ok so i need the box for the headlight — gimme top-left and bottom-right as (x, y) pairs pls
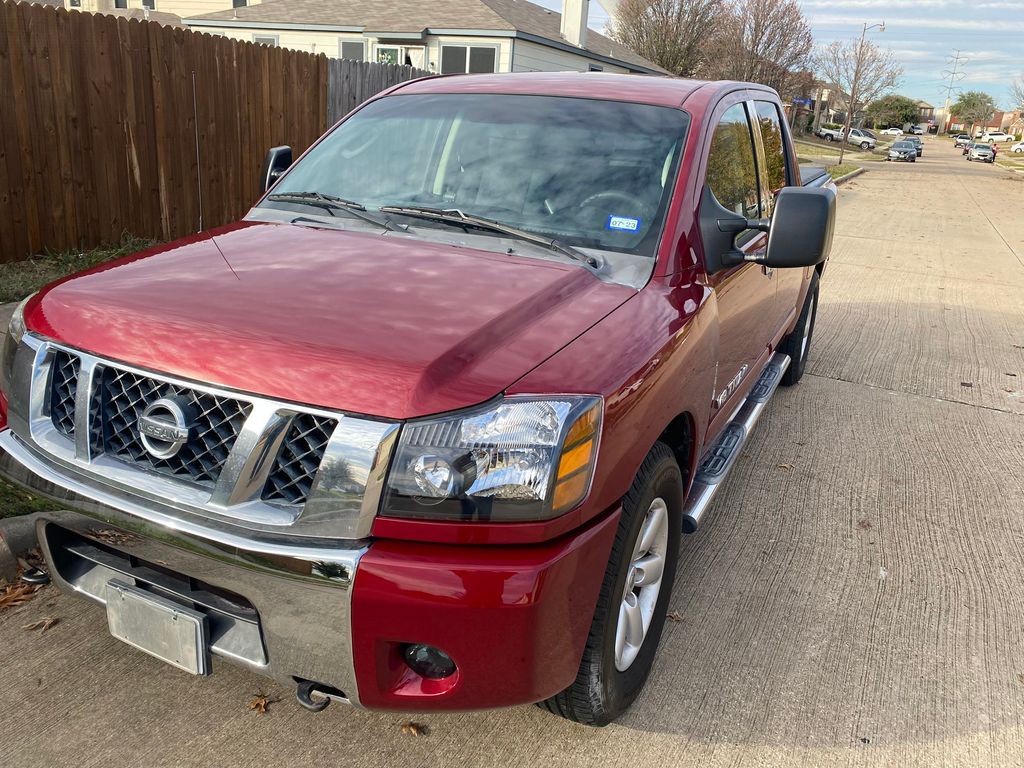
(0, 292), (34, 397)
(382, 396), (602, 522)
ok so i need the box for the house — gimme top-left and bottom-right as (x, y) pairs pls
(48, 0), (262, 17)
(180, 0), (664, 75)
(916, 100), (934, 122)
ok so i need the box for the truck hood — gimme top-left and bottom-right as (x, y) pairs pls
(26, 223), (634, 420)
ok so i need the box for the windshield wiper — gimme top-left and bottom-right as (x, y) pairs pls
(378, 205), (600, 268)
(268, 192), (398, 231)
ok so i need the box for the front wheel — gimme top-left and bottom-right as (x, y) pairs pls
(860, 142), (871, 150)
(825, 135), (834, 142)
(779, 271), (820, 386)
(539, 442), (683, 726)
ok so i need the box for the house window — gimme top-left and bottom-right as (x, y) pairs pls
(340, 40), (365, 61)
(440, 45), (497, 74)
(113, 0), (126, 7)
(588, 65), (603, 72)
(233, 0), (247, 7)
(69, 0), (81, 6)
(375, 45), (424, 68)
(141, 0), (154, 8)
(253, 35), (278, 47)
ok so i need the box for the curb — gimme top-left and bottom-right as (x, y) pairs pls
(0, 512), (43, 580)
(834, 167), (866, 185)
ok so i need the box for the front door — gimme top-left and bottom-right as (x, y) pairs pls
(702, 100), (776, 423)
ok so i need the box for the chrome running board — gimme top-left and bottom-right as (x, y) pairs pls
(682, 352), (791, 533)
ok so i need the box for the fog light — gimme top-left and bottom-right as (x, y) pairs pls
(402, 644), (457, 679)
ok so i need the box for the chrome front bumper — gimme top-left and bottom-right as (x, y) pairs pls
(0, 429), (366, 704)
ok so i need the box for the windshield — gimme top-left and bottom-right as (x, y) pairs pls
(893, 142), (913, 149)
(260, 94), (690, 258)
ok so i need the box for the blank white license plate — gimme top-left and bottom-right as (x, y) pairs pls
(105, 580), (210, 675)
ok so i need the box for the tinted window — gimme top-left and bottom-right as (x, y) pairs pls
(754, 101), (789, 216)
(341, 41), (365, 61)
(706, 104), (760, 220)
(468, 47), (496, 73)
(440, 46), (466, 74)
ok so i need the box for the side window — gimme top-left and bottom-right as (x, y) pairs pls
(754, 101), (789, 216)
(706, 104), (760, 222)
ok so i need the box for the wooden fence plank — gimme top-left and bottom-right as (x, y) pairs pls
(0, 0), (429, 264)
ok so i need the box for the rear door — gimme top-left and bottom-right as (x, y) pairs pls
(701, 96), (776, 421)
(750, 98), (804, 337)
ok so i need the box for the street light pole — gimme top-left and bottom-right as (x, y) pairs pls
(838, 21), (884, 165)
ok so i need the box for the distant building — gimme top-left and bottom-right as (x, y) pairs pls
(916, 100), (934, 122)
(182, 0), (665, 75)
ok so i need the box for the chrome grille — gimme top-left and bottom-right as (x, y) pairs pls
(49, 350), (80, 438)
(13, 335), (399, 541)
(95, 367), (252, 487)
(263, 414), (337, 505)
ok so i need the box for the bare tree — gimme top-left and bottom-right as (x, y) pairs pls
(610, 0), (725, 77)
(816, 36), (902, 163)
(1011, 74), (1024, 109)
(699, 0), (814, 96)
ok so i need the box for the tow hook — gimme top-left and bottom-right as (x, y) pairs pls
(294, 679), (347, 712)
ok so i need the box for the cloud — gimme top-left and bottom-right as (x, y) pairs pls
(807, 14), (1024, 31)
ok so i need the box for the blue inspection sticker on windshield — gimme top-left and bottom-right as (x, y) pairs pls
(607, 215), (641, 232)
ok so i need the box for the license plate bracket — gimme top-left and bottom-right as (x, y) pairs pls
(105, 580), (210, 675)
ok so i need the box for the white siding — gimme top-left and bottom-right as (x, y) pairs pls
(511, 38), (628, 74)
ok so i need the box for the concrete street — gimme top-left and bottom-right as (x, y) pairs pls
(2, 135), (1024, 767)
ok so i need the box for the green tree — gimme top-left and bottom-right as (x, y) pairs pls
(865, 95), (919, 128)
(951, 91), (997, 136)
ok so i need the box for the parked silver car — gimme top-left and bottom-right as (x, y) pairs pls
(967, 144), (995, 163)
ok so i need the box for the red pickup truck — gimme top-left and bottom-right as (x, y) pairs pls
(0, 73), (834, 725)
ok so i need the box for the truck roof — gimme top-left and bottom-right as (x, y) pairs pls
(391, 72), (774, 109)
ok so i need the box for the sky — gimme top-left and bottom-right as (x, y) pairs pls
(533, 0), (1023, 109)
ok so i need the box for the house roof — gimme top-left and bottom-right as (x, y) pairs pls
(185, 0), (664, 73)
(916, 100), (934, 109)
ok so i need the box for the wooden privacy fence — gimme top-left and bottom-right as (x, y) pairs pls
(0, 0), (429, 264)
(327, 58), (429, 126)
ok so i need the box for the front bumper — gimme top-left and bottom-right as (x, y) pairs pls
(0, 429), (618, 710)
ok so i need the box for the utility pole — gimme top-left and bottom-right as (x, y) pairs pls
(939, 51), (967, 135)
(838, 21), (885, 165)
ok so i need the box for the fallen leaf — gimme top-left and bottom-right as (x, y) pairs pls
(856, 519), (872, 531)
(1017, 673), (1024, 686)
(401, 721), (429, 737)
(89, 529), (142, 547)
(777, 463), (794, 472)
(247, 692), (279, 715)
(0, 582), (43, 611)
(960, 382), (973, 388)
(22, 616), (60, 633)
(666, 611), (683, 623)
(1006, 373), (1018, 377)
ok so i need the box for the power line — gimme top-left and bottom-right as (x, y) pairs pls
(939, 50), (968, 131)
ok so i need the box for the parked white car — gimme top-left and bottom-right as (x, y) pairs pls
(881, 127), (903, 135)
(982, 131), (1014, 143)
(1012, 141), (1024, 154)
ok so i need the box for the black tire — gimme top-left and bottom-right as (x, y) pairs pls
(539, 442), (683, 726)
(860, 142), (871, 150)
(778, 271), (820, 386)
(825, 135), (834, 142)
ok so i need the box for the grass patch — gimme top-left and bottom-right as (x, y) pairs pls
(0, 236), (154, 304)
(826, 163), (861, 180)
(0, 478), (60, 519)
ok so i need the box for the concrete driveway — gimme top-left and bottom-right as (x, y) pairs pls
(2, 136), (1024, 767)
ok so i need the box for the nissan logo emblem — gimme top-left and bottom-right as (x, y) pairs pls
(138, 397), (195, 459)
